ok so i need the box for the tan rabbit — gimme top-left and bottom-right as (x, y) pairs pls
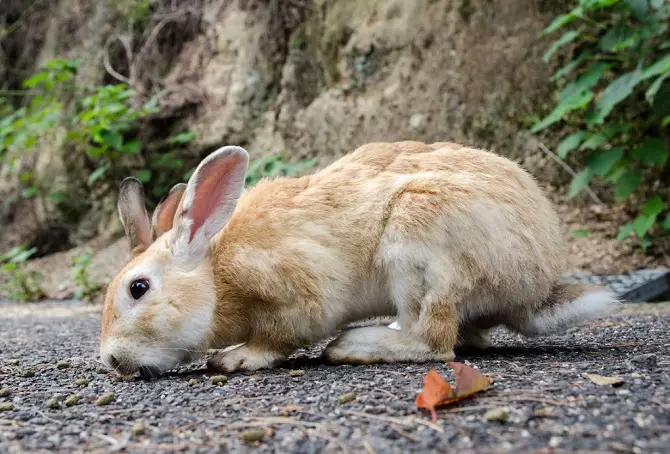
(99, 141), (619, 376)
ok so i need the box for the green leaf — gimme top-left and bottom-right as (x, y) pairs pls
(48, 191), (66, 201)
(645, 72), (670, 104)
(663, 115), (670, 127)
(642, 55), (670, 80)
(122, 139), (141, 154)
(642, 195), (664, 217)
(21, 187), (37, 198)
(531, 91), (594, 133)
(135, 169), (152, 183)
(557, 131), (587, 158)
(551, 52), (591, 81)
(614, 170), (642, 200)
(586, 147), (624, 176)
(580, 0), (620, 9)
(591, 67), (643, 124)
(87, 165), (108, 186)
(632, 214), (657, 238)
(631, 137), (668, 167)
(663, 215), (670, 232)
(559, 63), (610, 102)
(542, 31), (580, 63)
(580, 132), (609, 150)
(167, 131), (196, 145)
(101, 131), (123, 150)
(616, 223), (634, 241)
(568, 168), (594, 199)
(572, 228), (592, 237)
(22, 72), (49, 88)
(542, 7), (583, 35)
(599, 23), (639, 52)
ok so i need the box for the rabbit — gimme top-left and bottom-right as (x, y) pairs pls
(99, 141), (619, 376)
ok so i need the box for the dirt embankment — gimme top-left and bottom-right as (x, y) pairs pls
(1, 0), (666, 300)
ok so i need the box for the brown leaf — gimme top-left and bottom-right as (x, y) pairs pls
(416, 363), (493, 422)
(415, 369), (455, 422)
(584, 373), (623, 386)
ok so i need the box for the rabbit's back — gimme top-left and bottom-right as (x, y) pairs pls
(213, 141), (566, 334)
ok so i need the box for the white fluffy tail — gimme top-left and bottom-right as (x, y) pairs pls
(513, 283), (620, 337)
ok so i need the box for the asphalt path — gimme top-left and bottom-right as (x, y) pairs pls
(0, 301), (668, 453)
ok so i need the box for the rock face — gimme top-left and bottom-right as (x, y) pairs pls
(2, 0), (578, 289)
(166, 0), (559, 169)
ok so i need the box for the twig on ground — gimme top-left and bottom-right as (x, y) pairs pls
(391, 426), (419, 441)
(538, 141), (604, 206)
(340, 410), (416, 428)
(375, 388), (399, 400)
(411, 416), (445, 433)
(361, 439), (376, 454)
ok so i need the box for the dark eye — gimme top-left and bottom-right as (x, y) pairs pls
(129, 279), (150, 300)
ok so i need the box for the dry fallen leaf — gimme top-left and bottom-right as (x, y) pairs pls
(584, 373), (623, 386)
(416, 362), (493, 422)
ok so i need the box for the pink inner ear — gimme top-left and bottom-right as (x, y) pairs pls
(154, 186), (184, 236)
(189, 153), (245, 242)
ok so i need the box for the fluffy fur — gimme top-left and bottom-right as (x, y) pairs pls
(99, 141), (619, 375)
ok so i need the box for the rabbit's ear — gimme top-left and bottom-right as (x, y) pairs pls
(151, 183), (186, 240)
(118, 177), (151, 253)
(172, 146), (249, 266)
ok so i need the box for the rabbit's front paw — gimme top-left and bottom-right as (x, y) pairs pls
(206, 344), (285, 373)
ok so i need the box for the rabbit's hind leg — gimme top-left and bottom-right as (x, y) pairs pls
(323, 291), (459, 365)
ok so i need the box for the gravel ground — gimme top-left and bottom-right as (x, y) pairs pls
(0, 301), (669, 454)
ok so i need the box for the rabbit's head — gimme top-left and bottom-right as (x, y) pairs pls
(99, 146), (249, 376)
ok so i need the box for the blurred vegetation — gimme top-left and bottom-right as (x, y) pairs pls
(69, 248), (99, 302)
(533, 0), (670, 248)
(0, 246), (43, 303)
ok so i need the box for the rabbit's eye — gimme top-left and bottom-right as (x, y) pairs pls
(129, 279), (150, 300)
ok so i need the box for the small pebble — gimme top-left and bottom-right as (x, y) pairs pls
(46, 397), (61, 410)
(0, 403), (13, 411)
(96, 367), (108, 374)
(95, 393), (115, 406)
(22, 369), (35, 378)
(56, 361), (71, 369)
(338, 392), (356, 405)
(188, 379), (199, 386)
(484, 408), (509, 423)
(6, 359), (19, 366)
(65, 395), (78, 407)
(0, 388), (11, 398)
(288, 369), (305, 377)
(113, 375), (135, 383)
(131, 421), (146, 436)
(211, 375), (227, 386)
(239, 428), (266, 443)
(74, 378), (90, 387)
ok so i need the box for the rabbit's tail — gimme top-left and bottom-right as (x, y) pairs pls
(511, 282), (620, 337)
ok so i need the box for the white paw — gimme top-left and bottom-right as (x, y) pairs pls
(206, 345), (284, 373)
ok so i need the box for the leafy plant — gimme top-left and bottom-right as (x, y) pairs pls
(69, 248), (99, 302)
(69, 83), (161, 187)
(0, 246), (44, 303)
(245, 154), (319, 187)
(534, 0), (670, 247)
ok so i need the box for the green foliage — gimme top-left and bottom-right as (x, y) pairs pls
(244, 154), (319, 187)
(534, 0), (670, 247)
(69, 83), (161, 186)
(0, 58), (196, 216)
(0, 246), (44, 303)
(69, 248), (99, 302)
